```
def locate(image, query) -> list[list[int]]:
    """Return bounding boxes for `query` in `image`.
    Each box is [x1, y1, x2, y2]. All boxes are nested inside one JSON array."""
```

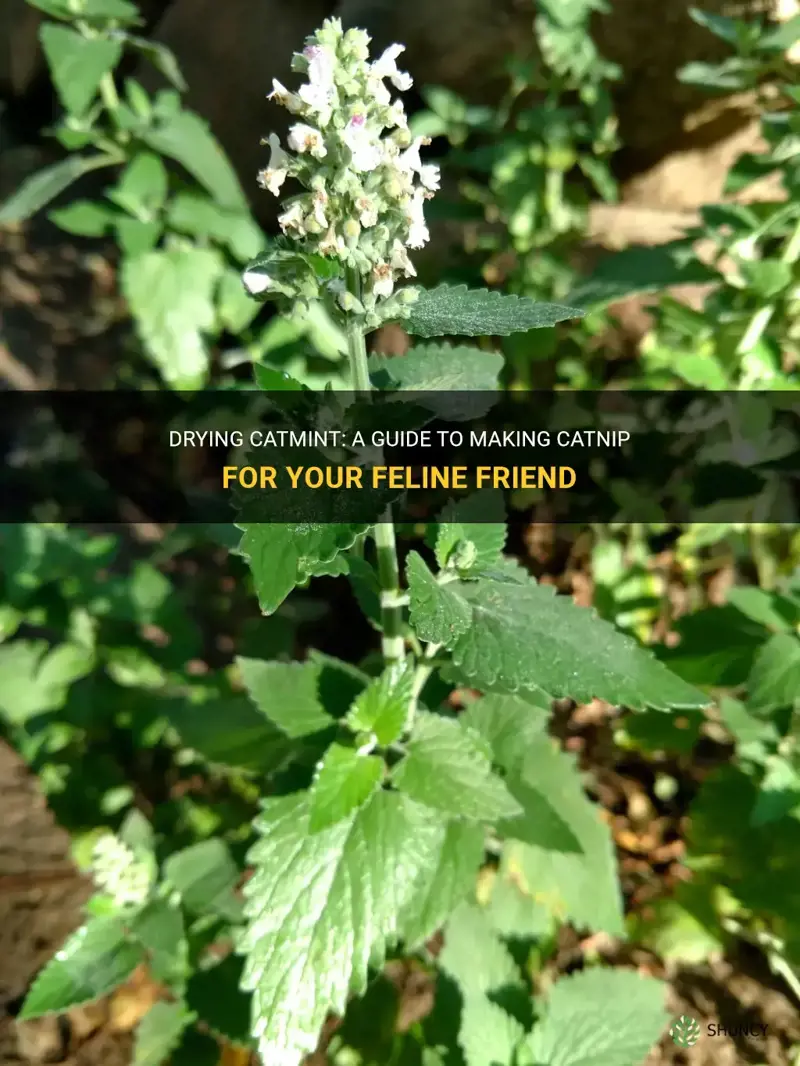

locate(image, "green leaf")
[[133, 1001, 195, 1066], [309, 742, 385, 831], [344, 661, 414, 746], [20, 916, 145, 1018], [0, 154, 120, 224], [0, 640, 94, 725], [163, 839, 242, 923], [459, 994, 526, 1066], [49, 199, 116, 236], [434, 491, 507, 573], [40, 25, 122, 115], [108, 152, 168, 216], [82, 0, 140, 20], [406, 553, 706, 710], [566, 243, 716, 310], [237, 658, 336, 738], [123, 35, 187, 89], [116, 217, 162, 256], [439, 902, 520, 996], [527, 967, 668, 1066], [392, 712, 523, 822], [405, 284, 584, 338], [186, 954, 253, 1046], [239, 789, 443, 1066], [369, 344, 504, 391], [740, 259, 793, 300], [122, 247, 222, 388], [237, 522, 369, 615], [166, 194, 264, 262], [747, 633, 800, 714], [399, 822, 485, 948], [460, 694, 550, 770], [143, 109, 248, 211], [165, 693, 294, 773], [502, 740, 623, 934]]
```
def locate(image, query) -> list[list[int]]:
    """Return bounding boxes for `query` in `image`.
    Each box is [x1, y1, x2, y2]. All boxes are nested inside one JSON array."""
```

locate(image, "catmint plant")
[[15, 18, 711, 1066]]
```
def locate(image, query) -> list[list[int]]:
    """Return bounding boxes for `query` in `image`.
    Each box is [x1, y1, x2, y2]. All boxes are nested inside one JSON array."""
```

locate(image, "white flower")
[[372, 262, 395, 298], [243, 267, 274, 294], [298, 44, 336, 123], [288, 123, 327, 159], [419, 163, 441, 192], [386, 99, 408, 130], [390, 239, 417, 277], [278, 201, 306, 234], [342, 113, 381, 172], [319, 225, 344, 257], [310, 188, 329, 229], [357, 196, 379, 228], [268, 79, 303, 113], [406, 188, 430, 249], [372, 44, 413, 92], [257, 133, 290, 196]]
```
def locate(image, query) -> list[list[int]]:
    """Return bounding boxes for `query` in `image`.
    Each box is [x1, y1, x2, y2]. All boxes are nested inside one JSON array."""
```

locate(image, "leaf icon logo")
[[670, 1015, 701, 1048]]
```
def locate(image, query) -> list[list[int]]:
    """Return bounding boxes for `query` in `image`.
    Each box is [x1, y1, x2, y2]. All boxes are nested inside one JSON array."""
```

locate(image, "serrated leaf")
[[459, 993, 526, 1066], [163, 840, 242, 923], [128, 900, 188, 988], [20, 917, 145, 1019], [239, 789, 444, 1066], [392, 713, 522, 822], [369, 344, 504, 391], [123, 34, 187, 90], [236, 522, 370, 615], [434, 491, 507, 572], [237, 658, 336, 738], [345, 661, 414, 745], [527, 968, 668, 1066], [133, 1001, 194, 1066], [746, 632, 800, 714], [0, 154, 119, 224], [460, 694, 550, 770], [143, 109, 248, 211], [40, 24, 122, 115], [122, 247, 222, 389], [439, 902, 521, 996], [400, 821, 484, 949], [502, 740, 623, 934], [49, 199, 116, 236], [566, 243, 716, 310], [187, 954, 253, 1047], [309, 743, 385, 831], [406, 553, 707, 710], [404, 285, 583, 338], [165, 693, 294, 773]]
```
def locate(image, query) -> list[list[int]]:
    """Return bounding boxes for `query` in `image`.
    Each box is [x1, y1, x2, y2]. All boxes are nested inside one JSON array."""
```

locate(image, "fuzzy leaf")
[[309, 743, 385, 831], [405, 285, 584, 338], [527, 967, 668, 1066], [502, 740, 623, 934], [0, 154, 119, 224], [439, 902, 521, 996], [746, 632, 800, 714], [392, 712, 522, 822], [122, 247, 222, 389], [133, 1001, 195, 1066], [434, 491, 507, 572], [239, 790, 443, 1066], [237, 658, 336, 738], [143, 109, 248, 211], [163, 840, 242, 923], [399, 822, 485, 948], [40, 24, 122, 115], [165, 693, 294, 773], [369, 343, 503, 391], [566, 243, 717, 310], [460, 694, 550, 770], [20, 917, 145, 1018], [237, 522, 369, 615], [344, 661, 414, 746], [459, 994, 526, 1066], [406, 553, 707, 710]]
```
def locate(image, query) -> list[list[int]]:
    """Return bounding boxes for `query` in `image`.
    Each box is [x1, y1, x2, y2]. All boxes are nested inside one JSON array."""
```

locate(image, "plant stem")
[[344, 268, 405, 665]]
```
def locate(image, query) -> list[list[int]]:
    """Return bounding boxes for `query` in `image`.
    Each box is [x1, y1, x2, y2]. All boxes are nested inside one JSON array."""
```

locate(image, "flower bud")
[[343, 218, 361, 246]]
